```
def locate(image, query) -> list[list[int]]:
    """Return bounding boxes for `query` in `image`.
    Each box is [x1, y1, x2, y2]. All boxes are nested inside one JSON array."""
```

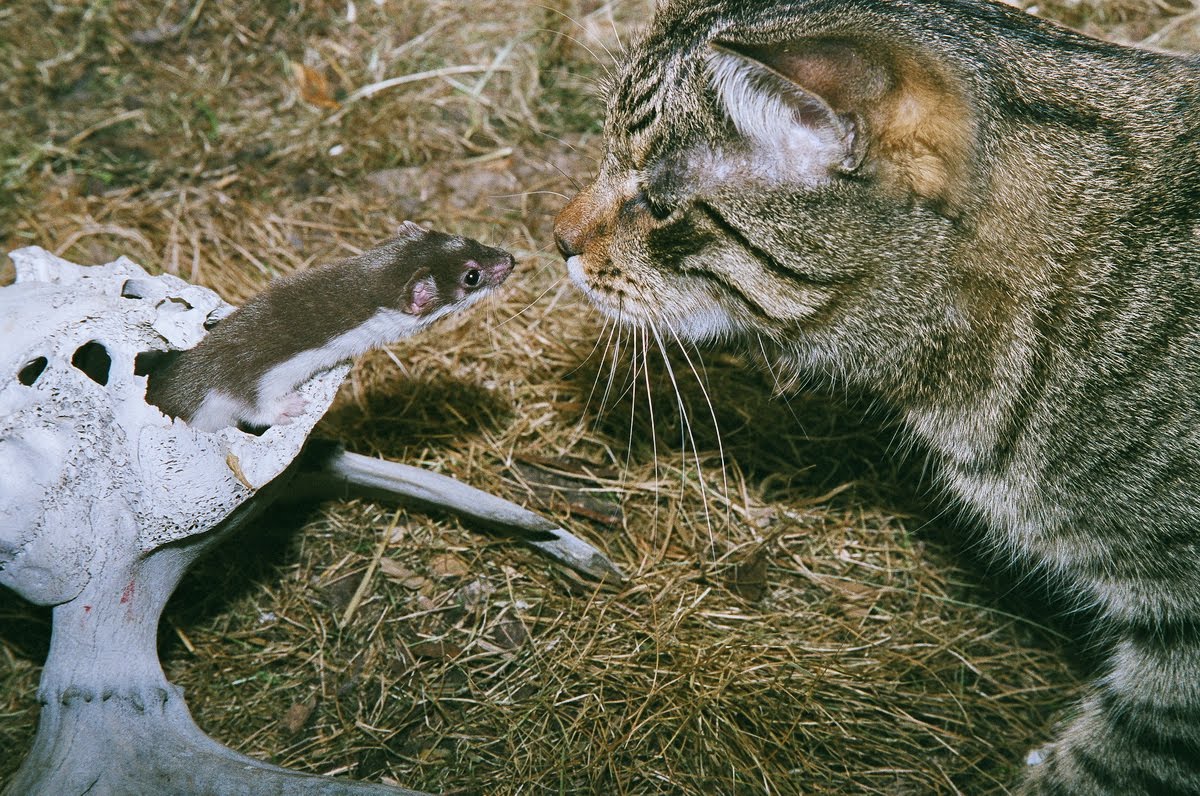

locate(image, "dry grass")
[[0, 1, 1192, 793]]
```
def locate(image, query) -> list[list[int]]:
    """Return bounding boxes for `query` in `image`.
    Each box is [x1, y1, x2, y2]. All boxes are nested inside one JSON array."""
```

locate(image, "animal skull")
[[1, 247, 620, 795]]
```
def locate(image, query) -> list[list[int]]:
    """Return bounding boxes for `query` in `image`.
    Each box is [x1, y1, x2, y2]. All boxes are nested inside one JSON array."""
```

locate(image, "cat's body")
[[554, 1, 1200, 792]]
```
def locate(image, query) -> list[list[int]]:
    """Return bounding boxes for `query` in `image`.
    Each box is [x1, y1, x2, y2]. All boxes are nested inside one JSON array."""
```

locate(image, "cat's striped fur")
[[554, 0, 1200, 792]]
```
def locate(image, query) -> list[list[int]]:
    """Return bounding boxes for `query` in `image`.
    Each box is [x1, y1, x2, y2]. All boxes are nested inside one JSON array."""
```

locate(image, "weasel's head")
[[381, 221, 516, 317]]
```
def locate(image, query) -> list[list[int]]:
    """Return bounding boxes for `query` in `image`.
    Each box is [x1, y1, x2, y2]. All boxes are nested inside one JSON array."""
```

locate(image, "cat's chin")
[[567, 256, 737, 343]]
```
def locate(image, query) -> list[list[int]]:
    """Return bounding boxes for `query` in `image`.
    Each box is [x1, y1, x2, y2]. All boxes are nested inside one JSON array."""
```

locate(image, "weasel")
[[146, 221, 515, 432]]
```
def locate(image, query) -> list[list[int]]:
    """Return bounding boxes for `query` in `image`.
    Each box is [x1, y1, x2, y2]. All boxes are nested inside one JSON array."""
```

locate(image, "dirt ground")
[[2, 1, 1197, 793]]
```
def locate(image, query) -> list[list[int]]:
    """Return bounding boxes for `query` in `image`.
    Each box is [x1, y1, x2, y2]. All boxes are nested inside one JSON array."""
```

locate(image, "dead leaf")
[[726, 547, 769, 602], [488, 617, 528, 650], [378, 558, 413, 581], [281, 697, 317, 734], [290, 61, 339, 109], [815, 574, 876, 600], [455, 578, 493, 614], [429, 553, 469, 579], [813, 574, 879, 619], [319, 574, 358, 613]]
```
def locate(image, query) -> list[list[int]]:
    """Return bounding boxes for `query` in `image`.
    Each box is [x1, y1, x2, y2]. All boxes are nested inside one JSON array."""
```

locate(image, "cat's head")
[[554, 0, 982, 346]]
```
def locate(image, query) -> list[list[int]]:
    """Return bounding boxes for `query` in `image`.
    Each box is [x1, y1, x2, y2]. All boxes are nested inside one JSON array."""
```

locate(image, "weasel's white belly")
[[189, 391, 253, 432]]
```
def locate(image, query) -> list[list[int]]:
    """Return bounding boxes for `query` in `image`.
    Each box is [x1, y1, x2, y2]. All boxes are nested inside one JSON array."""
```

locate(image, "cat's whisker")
[[604, 318, 625, 414], [531, 25, 615, 82], [660, 318, 731, 534], [640, 325, 662, 533], [623, 320, 643, 492], [489, 190, 574, 201], [532, 4, 619, 75], [754, 334, 809, 436], [527, 238, 567, 258], [562, 310, 611, 381], [536, 155, 587, 192], [541, 132, 583, 156], [574, 314, 618, 425], [599, 317, 630, 422], [600, 0, 625, 54], [648, 318, 717, 553]]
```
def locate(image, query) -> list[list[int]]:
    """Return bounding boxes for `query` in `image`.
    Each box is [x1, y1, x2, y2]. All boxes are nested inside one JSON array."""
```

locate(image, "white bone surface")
[[0, 247, 415, 795], [1, 248, 344, 573], [2, 246, 620, 795]]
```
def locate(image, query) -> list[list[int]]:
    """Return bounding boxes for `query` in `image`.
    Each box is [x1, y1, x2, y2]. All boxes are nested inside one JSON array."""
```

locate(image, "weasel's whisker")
[[495, 273, 565, 327]]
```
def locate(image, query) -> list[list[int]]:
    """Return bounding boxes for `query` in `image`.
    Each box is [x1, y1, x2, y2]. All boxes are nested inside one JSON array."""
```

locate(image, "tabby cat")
[[553, 0, 1200, 792]]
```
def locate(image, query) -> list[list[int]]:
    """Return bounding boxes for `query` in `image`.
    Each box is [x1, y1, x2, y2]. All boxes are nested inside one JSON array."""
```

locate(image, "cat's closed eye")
[[633, 187, 674, 220]]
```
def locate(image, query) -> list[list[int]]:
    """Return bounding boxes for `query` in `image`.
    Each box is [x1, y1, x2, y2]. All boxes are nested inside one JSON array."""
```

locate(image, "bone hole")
[[237, 421, 269, 437], [203, 309, 229, 330], [120, 279, 150, 299], [18, 357, 48, 386], [156, 296, 193, 312], [71, 342, 112, 386]]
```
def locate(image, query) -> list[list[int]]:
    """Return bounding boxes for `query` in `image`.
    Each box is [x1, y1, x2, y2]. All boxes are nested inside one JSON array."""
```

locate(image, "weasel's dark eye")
[[463, 269, 481, 288]]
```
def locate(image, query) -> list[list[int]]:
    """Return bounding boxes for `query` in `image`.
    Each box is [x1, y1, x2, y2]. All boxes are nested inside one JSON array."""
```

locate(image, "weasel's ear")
[[404, 269, 438, 315], [397, 220, 427, 240], [707, 37, 973, 207]]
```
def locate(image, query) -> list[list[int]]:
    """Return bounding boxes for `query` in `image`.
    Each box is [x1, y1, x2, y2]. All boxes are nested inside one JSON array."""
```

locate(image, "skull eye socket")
[[463, 269, 481, 288], [72, 341, 111, 386], [18, 357, 48, 386]]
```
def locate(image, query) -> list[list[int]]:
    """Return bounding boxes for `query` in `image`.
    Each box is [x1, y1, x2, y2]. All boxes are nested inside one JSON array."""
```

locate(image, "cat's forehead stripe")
[[612, 4, 731, 157]]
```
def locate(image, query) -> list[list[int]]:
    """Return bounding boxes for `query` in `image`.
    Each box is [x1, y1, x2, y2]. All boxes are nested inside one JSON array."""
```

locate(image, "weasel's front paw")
[[270, 393, 309, 425]]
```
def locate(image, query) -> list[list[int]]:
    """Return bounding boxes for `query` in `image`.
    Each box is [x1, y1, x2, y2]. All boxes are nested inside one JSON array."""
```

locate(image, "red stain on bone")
[[83, 605, 92, 613], [120, 580, 135, 605]]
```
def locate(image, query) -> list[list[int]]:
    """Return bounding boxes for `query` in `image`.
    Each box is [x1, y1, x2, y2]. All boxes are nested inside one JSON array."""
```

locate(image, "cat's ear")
[[708, 40, 866, 175], [707, 38, 972, 207]]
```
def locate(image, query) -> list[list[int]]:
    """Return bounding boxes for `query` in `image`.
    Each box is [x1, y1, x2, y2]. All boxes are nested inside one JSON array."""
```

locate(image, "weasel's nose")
[[487, 253, 516, 281]]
